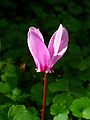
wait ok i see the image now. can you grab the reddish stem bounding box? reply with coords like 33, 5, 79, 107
41, 72, 48, 120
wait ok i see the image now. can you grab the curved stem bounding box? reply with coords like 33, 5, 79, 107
41, 72, 48, 120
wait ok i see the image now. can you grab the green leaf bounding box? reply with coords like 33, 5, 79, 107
70, 85, 86, 98
1, 72, 18, 88
50, 93, 73, 115
0, 61, 5, 70
30, 83, 43, 105
48, 79, 69, 93
82, 107, 90, 119
70, 97, 90, 118
7, 88, 21, 101
8, 105, 26, 118
29, 107, 38, 116
0, 104, 10, 120
8, 105, 40, 120
1, 63, 18, 89
4, 63, 17, 73
0, 82, 11, 94
53, 112, 68, 120
12, 88, 21, 96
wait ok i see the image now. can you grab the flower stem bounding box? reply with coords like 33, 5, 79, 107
41, 72, 48, 120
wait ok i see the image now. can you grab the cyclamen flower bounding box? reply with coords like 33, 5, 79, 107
27, 24, 69, 73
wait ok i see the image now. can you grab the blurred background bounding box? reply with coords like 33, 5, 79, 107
0, 0, 90, 120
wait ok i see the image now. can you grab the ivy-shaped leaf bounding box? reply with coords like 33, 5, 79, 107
48, 79, 69, 93
53, 112, 68, 120
50, 93, 73, 115
82, 107, 90, 119
70, 97, 90, 118
8, 105, 40, 120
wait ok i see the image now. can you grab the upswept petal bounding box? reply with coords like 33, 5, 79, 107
29, 27, 44, 42
48, 24, 63, 57
48, 24, 69, 67
58, 27, 69, 53
48, 31, 56, 58
27, 27, 50, 72
53, 27, 69, 65
53, 24, 64, 56
49, 47, 68, 67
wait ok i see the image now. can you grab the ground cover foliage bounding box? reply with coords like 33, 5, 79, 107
0, 0, 90, 119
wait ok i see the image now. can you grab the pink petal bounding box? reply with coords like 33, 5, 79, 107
48, 24, 63, 57
48, 31, 56, 58
53, 24, 64, 56
48, 24, 69, 67
27, 27, 50, 72
58, 27, 69, 53
29, 27, 44, 42
49, 47, 68, 66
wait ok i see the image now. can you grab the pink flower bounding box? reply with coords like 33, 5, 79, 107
27, 24, 69, 73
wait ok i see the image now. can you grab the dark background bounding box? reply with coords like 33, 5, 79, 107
0, 0, 90, 119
